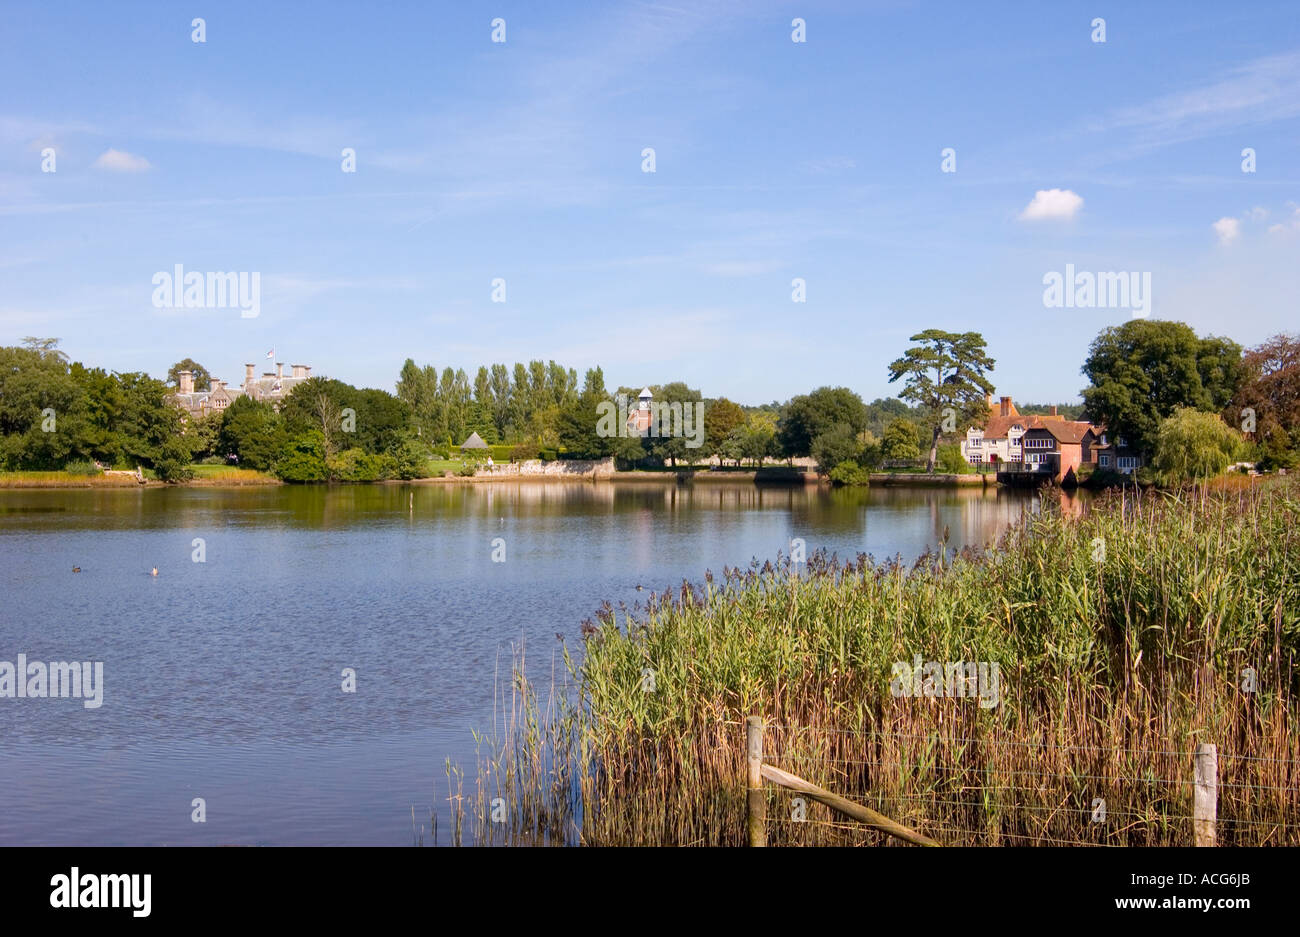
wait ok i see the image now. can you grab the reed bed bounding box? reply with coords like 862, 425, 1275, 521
454, 478, 1300, 846
0, 470, 141, 488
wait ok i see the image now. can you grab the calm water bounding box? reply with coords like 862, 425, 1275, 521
0, 481, 1040, 845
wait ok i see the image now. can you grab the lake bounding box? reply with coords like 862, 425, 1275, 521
0, 480, 1043, 845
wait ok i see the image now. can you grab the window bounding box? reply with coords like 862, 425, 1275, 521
1009, 452, 1022, 463
968, 454, 983, 464
1117, 456, 1139, 471
1023, 436, 1053, 449
969, 438, 982, 448
1099, 454, 1112, 468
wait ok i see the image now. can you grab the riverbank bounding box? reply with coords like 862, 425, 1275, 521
0, 468, 281, 488
467, 477, 1300, 846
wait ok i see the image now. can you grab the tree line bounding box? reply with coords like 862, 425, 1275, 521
3, 322, 1296, 484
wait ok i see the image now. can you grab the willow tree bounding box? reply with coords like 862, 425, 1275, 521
887, 329, 995, 472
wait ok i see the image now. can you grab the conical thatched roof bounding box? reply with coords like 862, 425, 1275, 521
459, 432, 488, 449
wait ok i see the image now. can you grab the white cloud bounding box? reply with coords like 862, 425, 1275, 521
1266, 207, 1300, 235
1213, 217, 1241, 244
93, 149, 151, 172
1019, 188, 1083, 221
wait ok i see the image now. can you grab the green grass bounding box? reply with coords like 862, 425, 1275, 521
424, 459, 465, 475
184, 464, 277, 483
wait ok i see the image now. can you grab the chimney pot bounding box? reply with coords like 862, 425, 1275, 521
245, 363, 255, 386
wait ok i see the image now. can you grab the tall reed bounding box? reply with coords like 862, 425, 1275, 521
468, 478, 1300, 846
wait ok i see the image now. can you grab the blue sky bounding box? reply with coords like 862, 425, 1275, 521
2, 0, 1298, 405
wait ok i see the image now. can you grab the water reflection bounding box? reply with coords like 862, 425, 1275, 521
0, 479, 1047, 844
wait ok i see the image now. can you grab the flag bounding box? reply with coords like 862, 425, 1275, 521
266, 348, 274, 359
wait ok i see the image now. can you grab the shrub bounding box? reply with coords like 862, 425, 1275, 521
538, 447, 558, 461
329, 447, 384, 481
936, 443, 973, 474
509, 441, 540, 461
152, 435, 196, 483
881, 419, 921, 461
828, 460, 869, 487
393, 439, 428, 479
63, 459, 101, 476
811, 423, 858, 475
274, 432, 328, 482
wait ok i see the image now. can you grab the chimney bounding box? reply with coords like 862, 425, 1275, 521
179, 370, 193, 395
245, 363, 255, 387
1051, 405, 1058, 416
276, 362, 284, 380
1000, 396, 1012, 418
303, 366, 311, 378
291, 363, 306, 379
210, 377, 223, 392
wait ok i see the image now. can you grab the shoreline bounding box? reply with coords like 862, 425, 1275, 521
2, 469, 1006, 490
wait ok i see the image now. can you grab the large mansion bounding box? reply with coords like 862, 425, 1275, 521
170, 359, 314, 420
961, 393, 1142, 483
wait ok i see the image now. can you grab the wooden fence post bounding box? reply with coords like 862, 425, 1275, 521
746, 716, 766, 847
1194, 743, 1217, 847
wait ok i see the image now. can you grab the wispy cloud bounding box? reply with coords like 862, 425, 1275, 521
1089, 50, 1300, 149
700, 259, 784, 277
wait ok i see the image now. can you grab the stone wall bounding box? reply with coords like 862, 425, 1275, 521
478, 458, 615, 479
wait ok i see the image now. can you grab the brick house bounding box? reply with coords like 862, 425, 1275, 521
963, 395, 1028, 466
1090, 431, 1144, 475
1017, 421, 1100, 484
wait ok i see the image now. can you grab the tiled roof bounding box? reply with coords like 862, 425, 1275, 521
1022, 420, 1096, 444
980, 413, 1063, 440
